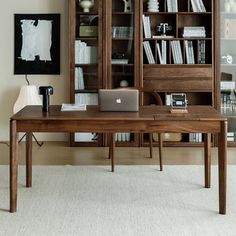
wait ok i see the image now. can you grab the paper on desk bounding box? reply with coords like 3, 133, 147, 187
61, 103, 87, 111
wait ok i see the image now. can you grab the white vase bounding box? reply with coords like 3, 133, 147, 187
79, 0, 94, 13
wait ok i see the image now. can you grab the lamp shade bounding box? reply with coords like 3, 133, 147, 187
13, 85, 42, 114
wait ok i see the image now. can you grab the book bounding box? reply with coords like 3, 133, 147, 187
161, 40, 167, 64
172, 0, 178, 12
61, 103, 86, 111
142, 15, 151, 38
156, 43, 163, 64
143, 41, 155, 64
191, 0, 206, 12
171, 40, 183, 64
185, 40, 195, 64
170, 41, 177, 64
167, 0, 173, 12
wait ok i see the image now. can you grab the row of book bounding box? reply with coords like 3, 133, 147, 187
75, 93, 98, 106
75, 40, 98, 64
144, 40, 206, 64
112, 27, 133, 38
190, 0, 206, 12
115, 133, 131, 142
75, 67, 85, 90
189, 133, 202, 142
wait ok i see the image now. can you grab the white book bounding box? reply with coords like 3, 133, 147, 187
61, 103, 86, 111
78, 67, 85, 89
143, 41, 155, 64
147, 16, 152, 38
174, 41, 180, 64
170, 41, 177, 64
125, 133, 131, 142
156, 43, 163, 64
75, 93, 98, 105
143, 42, 152, 63
198, 0, 206, 12
75, 67, 85, 90
172, 0, 178, 12
175, 41, 183, 64
184, 40, 190, 64
190, 0, 198, 12
142, 15, 148, 38
146, 41, 155, 63
167, 0, 172, 12
162, 40, 167, 64
142, 15, 151, 38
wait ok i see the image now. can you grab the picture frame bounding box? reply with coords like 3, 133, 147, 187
14, 14, 60, 75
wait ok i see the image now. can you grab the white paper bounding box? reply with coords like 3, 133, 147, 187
20, 19, 52, 61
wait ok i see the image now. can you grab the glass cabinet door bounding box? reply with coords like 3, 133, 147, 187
106, 0, 138, 146
220, 0, 236, 144
108, 0, 136, 89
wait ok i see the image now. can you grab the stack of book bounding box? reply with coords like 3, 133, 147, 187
190, 0, 206, 12
112, 27, 133, 38
184, 40, 195, 64
167, 0, 178, 12
189, 133, 202, 142
75, 40, 98, 64
170, 40, 183, 64
183, 26, 206, 38
143, 41, 155, 64
142, 15, 152, 38
75, 67, 85, 90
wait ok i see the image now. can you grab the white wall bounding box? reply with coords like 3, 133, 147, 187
0, 0, 69, 141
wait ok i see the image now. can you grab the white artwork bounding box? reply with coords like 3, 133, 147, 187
20, 20, 52, 61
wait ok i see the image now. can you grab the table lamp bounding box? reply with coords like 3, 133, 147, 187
13, 80, 43, 146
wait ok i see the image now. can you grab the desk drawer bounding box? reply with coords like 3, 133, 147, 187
143, 65, 213, 92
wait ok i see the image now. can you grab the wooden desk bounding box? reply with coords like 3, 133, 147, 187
10, 105, 227, 214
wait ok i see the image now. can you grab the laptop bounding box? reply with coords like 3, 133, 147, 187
98, 89, 139, 111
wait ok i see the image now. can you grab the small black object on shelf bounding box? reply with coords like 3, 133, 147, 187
39, 86, 53, 112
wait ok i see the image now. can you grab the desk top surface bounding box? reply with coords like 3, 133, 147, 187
11, 105, 226, 122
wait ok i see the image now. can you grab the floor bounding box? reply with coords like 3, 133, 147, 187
0, 141, 235, 165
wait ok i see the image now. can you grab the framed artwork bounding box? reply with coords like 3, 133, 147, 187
14, 14, 60, 74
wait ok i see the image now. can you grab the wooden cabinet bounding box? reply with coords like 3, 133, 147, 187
68, 0, 220, 147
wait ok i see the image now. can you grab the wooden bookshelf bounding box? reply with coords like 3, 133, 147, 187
68, 0, 220, 147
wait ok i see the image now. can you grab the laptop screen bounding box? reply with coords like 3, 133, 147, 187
98, 89, 139, 111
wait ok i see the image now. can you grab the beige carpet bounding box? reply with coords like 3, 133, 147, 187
0, 165, 236, 236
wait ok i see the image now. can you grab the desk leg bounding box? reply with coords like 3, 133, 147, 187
111, 133, 115, 172
26, 132, 32, 187
204, 133, 211, 188
10, 120, 18, 213
218, 120, 227, 215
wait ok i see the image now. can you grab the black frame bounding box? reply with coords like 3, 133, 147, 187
14, 14, 60, 75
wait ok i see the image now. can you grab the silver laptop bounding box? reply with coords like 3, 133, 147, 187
98, 89, 139, 111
